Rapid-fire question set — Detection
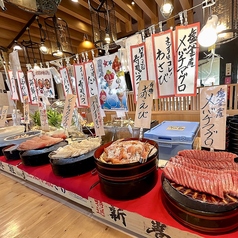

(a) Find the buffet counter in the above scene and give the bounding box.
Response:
[0,155,238,238]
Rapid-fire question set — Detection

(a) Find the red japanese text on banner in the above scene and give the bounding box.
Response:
[38,97,49,131]
[17,71,30,103]
[130,42,148,103]
[152,30,175,98]
[134,80,154,129]
[200,85,227,150]
[145,36,158,99]
[27,71,38,105]
[60,67,73,96]
[34,69,55,98]
[23,96,30,124]
[61,94,77,129]
[175,22,200,96]
[0,106,8,127]
[74,64,89,107]
[8,70,19,100]
[84,61,99,97]
[94,52,128,111]
[89,95,105,136]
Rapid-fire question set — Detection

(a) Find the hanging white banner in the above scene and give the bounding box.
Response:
[27,70,38,105]
[16,70,30,103]
[200,85,227,150]
[145,36,158,99]
[34,68,55,98]
[60,67,73,96]
[8,70,19,100]
[94,52,128,110]
[175,22,200,96]
[130,42,148,103]
[84,61,99,97]
[74,64,89,107]
[152,29,175,98]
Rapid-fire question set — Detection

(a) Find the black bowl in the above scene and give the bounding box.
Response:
[2,144,20,160]
[94,138,158,200]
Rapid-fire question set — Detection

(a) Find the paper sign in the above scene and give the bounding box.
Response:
[175,23,200,96]
[200,85,227,150]
[130,42,148,103]
[145,36,158,99]
[8,70,19,100]
[16,71,30,103]
[89,95,105,136]
[95,52,128,110]
[152,30,175,98]
[61,94,77,129]
[60,67,73,95]
[134,80,154,129]
[27,71,38,104]
[0,106,8,127]
[84,61,99,97]
[74,64,89,107]
[23,96,30,124]
[34,68,55,98]
[38,97,49,131]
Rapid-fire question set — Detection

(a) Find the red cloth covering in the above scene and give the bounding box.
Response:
[88,169,238,238]
[0,155,21,166]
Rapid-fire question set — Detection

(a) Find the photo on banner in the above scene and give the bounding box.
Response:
[33,68,55,98]
[175,22,200,96]
[94,52,128,110]
[152,29,175,98]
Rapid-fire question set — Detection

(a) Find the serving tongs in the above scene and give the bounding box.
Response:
[139,143,156,164]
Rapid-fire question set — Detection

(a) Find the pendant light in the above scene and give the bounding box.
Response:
[160,0,174,19]
[198,15,218,47]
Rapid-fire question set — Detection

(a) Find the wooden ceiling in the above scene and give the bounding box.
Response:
[0,0,195,67]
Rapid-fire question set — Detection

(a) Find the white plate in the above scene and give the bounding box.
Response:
[0,126,25,145]
[4,130,42,145]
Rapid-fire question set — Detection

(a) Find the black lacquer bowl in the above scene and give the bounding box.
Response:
[94,138,159,200]
[19,141,68,166]
[2,144,20,160]
[49,148,97,177]
[161,174,238,234]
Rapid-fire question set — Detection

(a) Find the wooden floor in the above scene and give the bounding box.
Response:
[0,172,133,238]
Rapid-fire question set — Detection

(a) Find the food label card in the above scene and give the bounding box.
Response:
[200,85,227,150]
[61,94,77,129]
[134,80,154,129]
[27,70,38,104]
[8,70,19,100]
[38,96,49,131]
[0,106,8,127]
[89,95,105,136]
[23,96,30,124]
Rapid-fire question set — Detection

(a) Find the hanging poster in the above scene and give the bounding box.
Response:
[200,85,227,150]
[8,70,19,100]
[60,67,73,96]
[34,68,55,98]
[89,95,105,136]
[152,29,175,98]
[27,70,38,105]
[84,61,99,97]
[175,22,200,96]
[74,64,89,107]
[95,52,128,110]
[145,36,158,99]
[134,80,154,129]
[130,42,148,103]
[9,50,21,79]
[16,70,30,103]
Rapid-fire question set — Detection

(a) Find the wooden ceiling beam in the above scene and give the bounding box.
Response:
[178,0,194,23]
[134,0,158,24]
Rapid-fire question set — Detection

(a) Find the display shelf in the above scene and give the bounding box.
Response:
[0,155,238,238]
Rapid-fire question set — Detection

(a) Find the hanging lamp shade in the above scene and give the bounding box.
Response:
[5,0,61,15]
[88,0,117,50]
[208,0,238,44]
[44,15,73,57]
[77,35,95,53]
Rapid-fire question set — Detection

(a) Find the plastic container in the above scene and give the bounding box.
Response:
[144,121,200,160]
